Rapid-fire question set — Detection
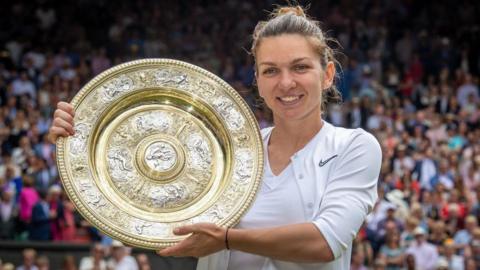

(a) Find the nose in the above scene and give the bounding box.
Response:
[278,71,296,90]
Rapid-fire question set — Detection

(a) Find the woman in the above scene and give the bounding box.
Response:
[48,6,382,270]
[378,231,404,270]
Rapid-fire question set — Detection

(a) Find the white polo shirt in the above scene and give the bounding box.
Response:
[197,121,381,270]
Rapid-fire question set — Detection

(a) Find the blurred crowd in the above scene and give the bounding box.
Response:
[0,0,479,269]
[0,241,151,270]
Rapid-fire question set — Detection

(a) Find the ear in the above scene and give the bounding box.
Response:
[323,61,335,90]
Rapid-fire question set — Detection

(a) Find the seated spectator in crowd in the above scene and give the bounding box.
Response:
[454,215,478,253]
[438,238,464,270]
[428,220,448,247]
[400,216,419,248]
[79,243,107,270]
[377,205,404,240]
[106,240,138,270]
[350,247,368,270]
[61,255,77,270]
[35,255,49,270]
[379,230,404,270]
[0,185,16,239]
[464,229,480,269]
[135,254,151,270]
[16,248,38,270]
[406,227,439,270]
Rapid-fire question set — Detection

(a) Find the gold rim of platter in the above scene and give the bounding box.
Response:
[56,58,264,249]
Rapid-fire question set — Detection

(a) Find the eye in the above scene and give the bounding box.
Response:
[293,64,310,73]
[261,68,278,76]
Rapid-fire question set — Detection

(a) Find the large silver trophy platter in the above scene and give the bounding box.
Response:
[56,59,264,249]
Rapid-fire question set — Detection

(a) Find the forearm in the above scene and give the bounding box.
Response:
[228,223,334,263]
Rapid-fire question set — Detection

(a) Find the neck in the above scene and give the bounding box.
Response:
[271,113,323,152]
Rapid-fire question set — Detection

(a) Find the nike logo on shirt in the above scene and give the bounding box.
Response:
[319,155,338,167]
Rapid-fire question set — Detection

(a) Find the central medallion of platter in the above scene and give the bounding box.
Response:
[143,141,178,173]
[101,106,217,212]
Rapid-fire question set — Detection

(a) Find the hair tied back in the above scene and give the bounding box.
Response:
[274,6,306,18]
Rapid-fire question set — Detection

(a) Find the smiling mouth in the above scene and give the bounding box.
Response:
[277,95,304,105]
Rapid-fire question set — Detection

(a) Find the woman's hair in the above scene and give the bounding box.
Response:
[251,5,342,112]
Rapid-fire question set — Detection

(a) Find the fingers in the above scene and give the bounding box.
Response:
[53,107,75,126]
[57,101,75,116]
[172,223,215,235]
[157,241,189,257]
[53,116,75,135]
[49,102,75,143]
[173,225,198,236]
[48,126,70,143]
[156,223,225,258]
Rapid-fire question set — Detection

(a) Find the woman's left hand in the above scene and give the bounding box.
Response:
[157,223,227,258]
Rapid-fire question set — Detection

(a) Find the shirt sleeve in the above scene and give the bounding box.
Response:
[312,130,382,259]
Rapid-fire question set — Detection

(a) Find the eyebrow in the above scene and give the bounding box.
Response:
[258,57,310,67]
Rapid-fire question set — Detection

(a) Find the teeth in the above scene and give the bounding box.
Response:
[280,96,299,102]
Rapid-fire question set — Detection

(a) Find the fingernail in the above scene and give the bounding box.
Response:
[173,228,180,234]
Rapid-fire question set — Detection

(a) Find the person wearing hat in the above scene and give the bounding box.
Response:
[107,240,138,270]
[405,227,439,270]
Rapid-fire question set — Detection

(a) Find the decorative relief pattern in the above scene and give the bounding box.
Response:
[108,148,135,181]
[135,111,172,133]
[149,184,188,208]
[105,110,214,212]
[233,149,254,184]
[213,97,245,131]
[69,123,89,156]
[58,59,262,249]
[154,69,188,88]
[186,133,212,170]
[101,75,134,101]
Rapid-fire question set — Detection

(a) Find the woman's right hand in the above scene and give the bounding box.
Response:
[48,101,75,144]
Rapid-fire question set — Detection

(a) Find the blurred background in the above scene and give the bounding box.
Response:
[0,0,479,269]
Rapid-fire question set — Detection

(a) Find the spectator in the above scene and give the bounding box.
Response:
[0,185,16,239]
[29,189,53,241]
[457,74,479,107]
[135,254,150,270]
[106,241,138,270]
[438,239,464,270]
[61,255,77,270]
[35,255,49,270]
[16,248,38,270]
[406,227,439,270]
[378,230,404,270]
[11,72,36,100]
[18,174,39,235]
[79,243,107,270]
[454,215,478,253]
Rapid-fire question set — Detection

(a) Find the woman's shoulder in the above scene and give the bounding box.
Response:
[322,122,380,152]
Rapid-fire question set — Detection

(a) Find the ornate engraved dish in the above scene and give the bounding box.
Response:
[56,59,263,249]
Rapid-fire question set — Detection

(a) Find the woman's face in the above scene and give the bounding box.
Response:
[255,34,334,123]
